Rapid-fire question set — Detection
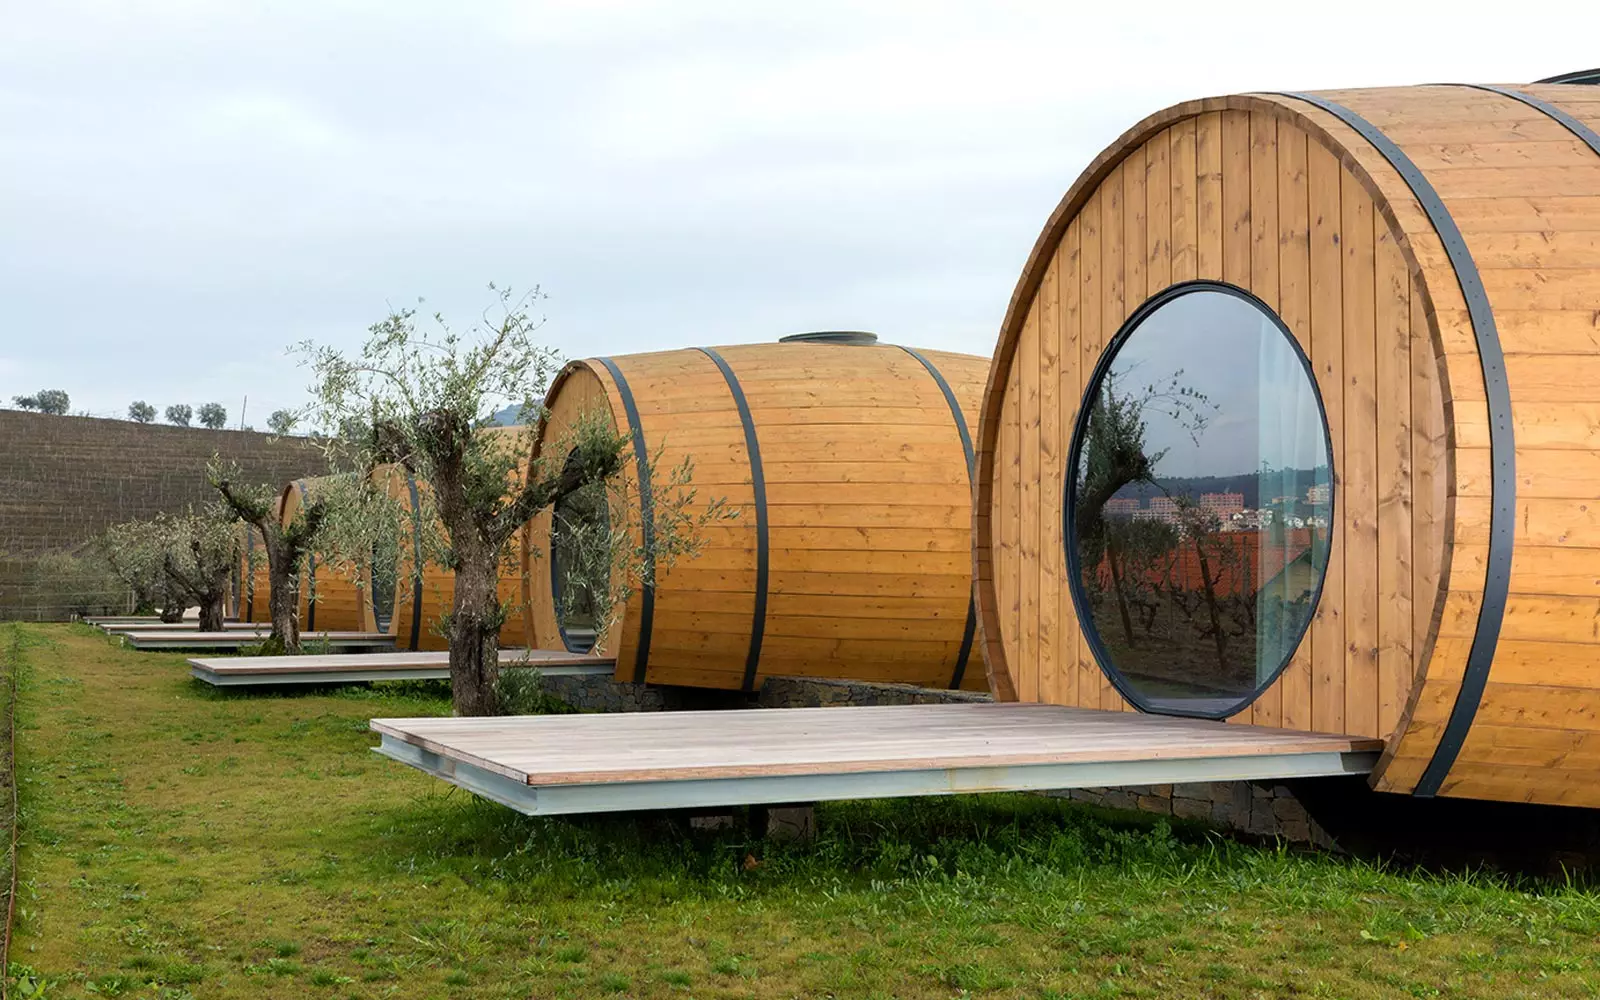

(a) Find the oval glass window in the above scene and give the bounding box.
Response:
[1065,283,1334,718]
[550,449,611,654]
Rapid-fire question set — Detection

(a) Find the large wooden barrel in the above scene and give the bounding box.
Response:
[975,82,1600,807]
[525,336,990,692]
[238,496,282,624]
[279,476,375,632]
[367,461,534,652]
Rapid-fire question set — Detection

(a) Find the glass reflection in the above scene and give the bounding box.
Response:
[551,450,610,654]
[1069,286,1333,715]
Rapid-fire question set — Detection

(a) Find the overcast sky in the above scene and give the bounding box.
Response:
[3,1,1592,425]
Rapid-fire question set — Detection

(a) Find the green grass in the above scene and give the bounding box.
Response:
[11,621,1600,997]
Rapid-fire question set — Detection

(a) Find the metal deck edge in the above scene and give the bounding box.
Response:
[373,733,1380,817]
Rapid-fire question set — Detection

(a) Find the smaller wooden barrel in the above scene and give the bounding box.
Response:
[280,476,374,633]
[525,336,990,693]
[233,522,268,621]
[367,461,534,651]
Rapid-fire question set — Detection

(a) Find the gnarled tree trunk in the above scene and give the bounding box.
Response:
[159,583,186,624]
[267,548,300,654]
[448,554,502,716]
[198,563,230,632]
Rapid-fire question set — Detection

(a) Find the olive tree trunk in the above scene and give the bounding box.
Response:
[448,555,502,716]
[267,552,301,654]
[159,587,186,624]
[198,564,230,632]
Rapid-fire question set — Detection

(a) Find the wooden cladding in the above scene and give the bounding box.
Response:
[279,476,375,634]
[528,342,991,693]
[977,84,1600,807]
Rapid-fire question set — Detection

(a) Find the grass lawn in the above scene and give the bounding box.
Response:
[10,621,1600,999]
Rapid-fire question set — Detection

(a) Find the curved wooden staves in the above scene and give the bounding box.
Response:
[527,341,993,693]
[976,83,1600,806]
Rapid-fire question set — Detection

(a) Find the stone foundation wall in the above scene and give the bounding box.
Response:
[526,669,1331,846]
[1055,782,1334,848]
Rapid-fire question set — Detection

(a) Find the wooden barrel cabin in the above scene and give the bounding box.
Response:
[237,495,283,624]
[279,476,375,633]
[366,460,535,652]
[524,335,990,692]
[975,82,1600,807]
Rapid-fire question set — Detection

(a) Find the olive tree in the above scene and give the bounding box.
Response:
[206,463,378,652]
[198,402,228,429]
[297,285,725,716]
[98,520,173,618]
[267,409,297,435]
[154,506,240,631]
[128,400,156,423]
[14,389,70,415]
[166,403,193,426]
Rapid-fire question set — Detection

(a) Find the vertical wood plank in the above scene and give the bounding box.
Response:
[1375,213,1414,738]
[1147,128,1172,293]
[1196,112,1224,280]
[1000,346,1021,687]
[1019,298,1042,702]
[1077,189,1103,709]
[1308,140,1346,735]
[1100,162,1126,711]
[1248,111,1282,728]
[1222,109,1252,286]
[1061,218,1084,710]
[1039,246,1063,707]
[1171,118,1198,283]
[1124,144,1147,314]
[1342,173,1380,740]
[1275,121,1314,732]
[1411,278,1445,715]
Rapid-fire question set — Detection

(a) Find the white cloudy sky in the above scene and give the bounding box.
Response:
[2,1,1592,424]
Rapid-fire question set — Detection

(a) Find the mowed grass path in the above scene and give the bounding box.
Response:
[12,622,1600,998]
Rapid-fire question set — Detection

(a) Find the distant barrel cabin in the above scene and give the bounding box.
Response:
[975,80,1600,807]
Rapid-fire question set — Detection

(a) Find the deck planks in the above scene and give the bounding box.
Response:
[373,702,1382,787]
[122,630,396,651]
[190,649,612,686]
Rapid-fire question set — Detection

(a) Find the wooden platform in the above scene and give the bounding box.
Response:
[371,703,1383,816]
[105,621,261,634]
[122,630,395,651]
[190,649,614,686]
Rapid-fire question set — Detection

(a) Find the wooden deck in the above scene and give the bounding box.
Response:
[371,703,1383,816]
[122,630,396,651]
[105,621,261,634]
[190,649,614,686]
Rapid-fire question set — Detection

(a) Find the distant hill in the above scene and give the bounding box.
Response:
[490,404,522,427]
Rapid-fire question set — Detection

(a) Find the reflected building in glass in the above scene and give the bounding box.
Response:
[1066,284,1334,717]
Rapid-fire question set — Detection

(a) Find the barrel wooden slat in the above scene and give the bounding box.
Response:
[530,341,990,692]
[280,477,371,633]
[976,82,1600,807]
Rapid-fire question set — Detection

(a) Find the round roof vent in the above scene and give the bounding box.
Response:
[778,330,879,346]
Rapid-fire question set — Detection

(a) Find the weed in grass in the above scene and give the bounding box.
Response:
[307,968,353,987]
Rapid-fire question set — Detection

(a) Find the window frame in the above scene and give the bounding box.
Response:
[1061,280,1337,720]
